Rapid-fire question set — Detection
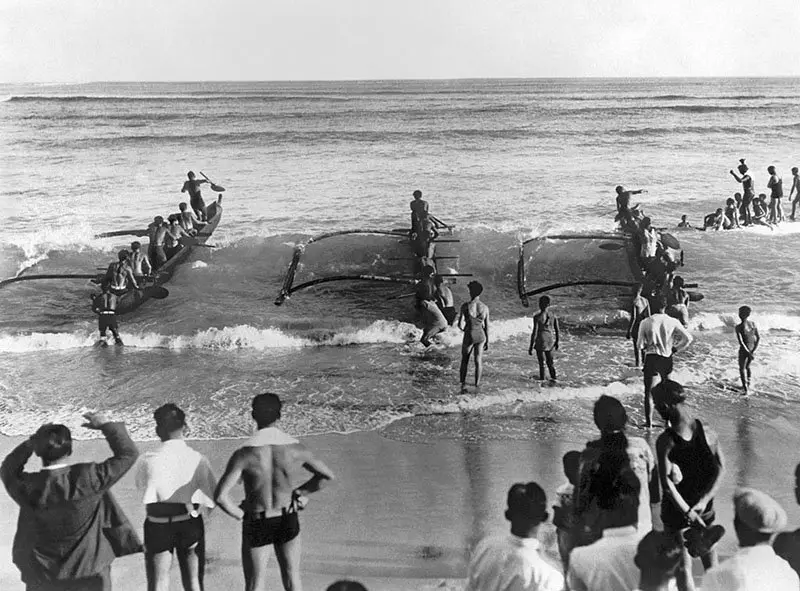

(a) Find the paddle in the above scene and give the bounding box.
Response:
[0,274,99,289]
[199,171,225,193]
[94,229,149,239]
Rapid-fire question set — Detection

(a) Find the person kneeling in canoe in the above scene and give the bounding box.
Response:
[105,249,139,295]
[92,283,123,345]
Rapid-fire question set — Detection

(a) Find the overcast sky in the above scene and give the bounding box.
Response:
[2,0,799,82]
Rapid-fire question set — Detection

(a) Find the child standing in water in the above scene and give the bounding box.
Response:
[529,295,560,381]
[735,306,760,395]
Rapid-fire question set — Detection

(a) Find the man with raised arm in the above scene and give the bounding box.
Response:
[1,412,141,590]
[215,393,335,591]
[181,171,209,222]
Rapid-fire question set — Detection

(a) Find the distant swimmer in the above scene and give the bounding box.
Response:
[129,241,152,283]
[767,165,784,223]
[410,189,429,236]
[735,305,760,395]
[178,202,201,235]
[92,283,123,345]
[105,249,139,294]
[677,215,693,229]
[416,266,448,347]
[626,284,651,368]
[214,393,335,591]
[434,275,457,325]
[181,171,209,222]
[528,295,559,381]
[730,159,754,226]
[458,280,490,391]
[789,167,800,220]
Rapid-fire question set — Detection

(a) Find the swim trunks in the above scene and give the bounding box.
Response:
[643,354,673,379]
[441,307,457,325]
[98,315,118,333]
[242,510,300,547]
[144,515,204,554]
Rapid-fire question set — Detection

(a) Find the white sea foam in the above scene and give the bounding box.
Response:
[691,312,800,333]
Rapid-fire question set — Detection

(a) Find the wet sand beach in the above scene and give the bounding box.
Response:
[2,392,799,590]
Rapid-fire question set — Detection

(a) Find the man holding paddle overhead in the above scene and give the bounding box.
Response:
[182,171,209,222]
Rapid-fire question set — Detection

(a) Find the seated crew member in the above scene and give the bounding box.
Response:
[181,171,208,222]
[152,221,169,270]
[165,218,192,258]
[105,250,139,294]
[434,275,457,326]
[129,241,152,282]
[178,202,201,235]
[92,283,123,345]
[410,189,429,236]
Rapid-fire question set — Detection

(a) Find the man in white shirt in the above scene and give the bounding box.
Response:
[136,403,217,591]
[702,488,799,591]
[465,481,564,591]
[637,295,693,428]
[633,530,683,591]
[568,468,643,591]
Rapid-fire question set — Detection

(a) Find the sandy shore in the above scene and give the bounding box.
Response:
[2,407,800,590]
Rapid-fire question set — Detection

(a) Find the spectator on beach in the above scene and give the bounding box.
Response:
[553,450,581,571]
[528,295,559,381]
[730,159,754,226]
[637,296,693,428]
[458,280,490,391]
[626,284,651,368]
[0,412,141,591]
[568,467,643,591]
[773,462,800,577]
[633,530,684,591]
[789,167,800,221]
[767,165,785,224]
[574,396,658,548]
[652,380,725,591]
[214,393,335,591]
[702,488,798,591]
[465,481,564,591]
[136,403,217,591]
[735,306,760,395]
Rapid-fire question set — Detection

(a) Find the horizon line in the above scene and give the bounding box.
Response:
[3,74,800,85]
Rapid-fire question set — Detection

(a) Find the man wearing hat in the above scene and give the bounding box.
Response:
[465,482,564,591]
[702,488,798,590]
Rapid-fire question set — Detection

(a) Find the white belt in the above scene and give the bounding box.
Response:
[99,311,115,315]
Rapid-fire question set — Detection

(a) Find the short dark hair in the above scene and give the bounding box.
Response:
[505,481,548,524]
[635,531,683,581]
[412,190,422,198]
[739,305,751,319]
[34,424,72,463]
[597,466,641,516]
[653,295,668,311]
[651,379,686,408]
[252,393,282,426]
[468,280,483,298]
[538,295,550,309]
[562,450,581,483]
[154,403,186,433]
[593,395,627,433]
[326,581,368,591]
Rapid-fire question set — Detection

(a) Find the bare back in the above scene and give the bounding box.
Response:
[237,443,309,513]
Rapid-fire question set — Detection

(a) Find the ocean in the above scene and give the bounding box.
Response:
[1,77,799,445]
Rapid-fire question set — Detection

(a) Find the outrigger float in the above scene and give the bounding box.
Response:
[274,218,471,306]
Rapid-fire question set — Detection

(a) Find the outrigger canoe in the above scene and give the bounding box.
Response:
[274,219,470,306]
[95,195,223,315]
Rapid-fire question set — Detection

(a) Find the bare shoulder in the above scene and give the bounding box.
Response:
[655,431,673,455]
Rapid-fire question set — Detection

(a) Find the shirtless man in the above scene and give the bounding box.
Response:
[215,393,335,591]
[789,167,800,220]
[147,216,164,267]
[129,241,152,283]
[767,165,784,223]
[178,202,201,235]
[152,221,169,270]
[416,266,448,346]
[165,218,192,257]
[730,159,754,226]
[105,250,139,294]
[409,189,429,236]
[182,172,209,222]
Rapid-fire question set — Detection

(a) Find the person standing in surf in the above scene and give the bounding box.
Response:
[434,275,457,326]
[767,165,785,224]
[529,295,559,381]
[458,280,490,392]
[789,167,800,220]
[181,171,209,222]
[730,159,754,226]
[416,265,449,347]
[626,284,651,367]
[735,305,760,395]
[92,283,124,345]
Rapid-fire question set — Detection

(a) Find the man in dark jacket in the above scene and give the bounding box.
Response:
[1,412,141,591]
